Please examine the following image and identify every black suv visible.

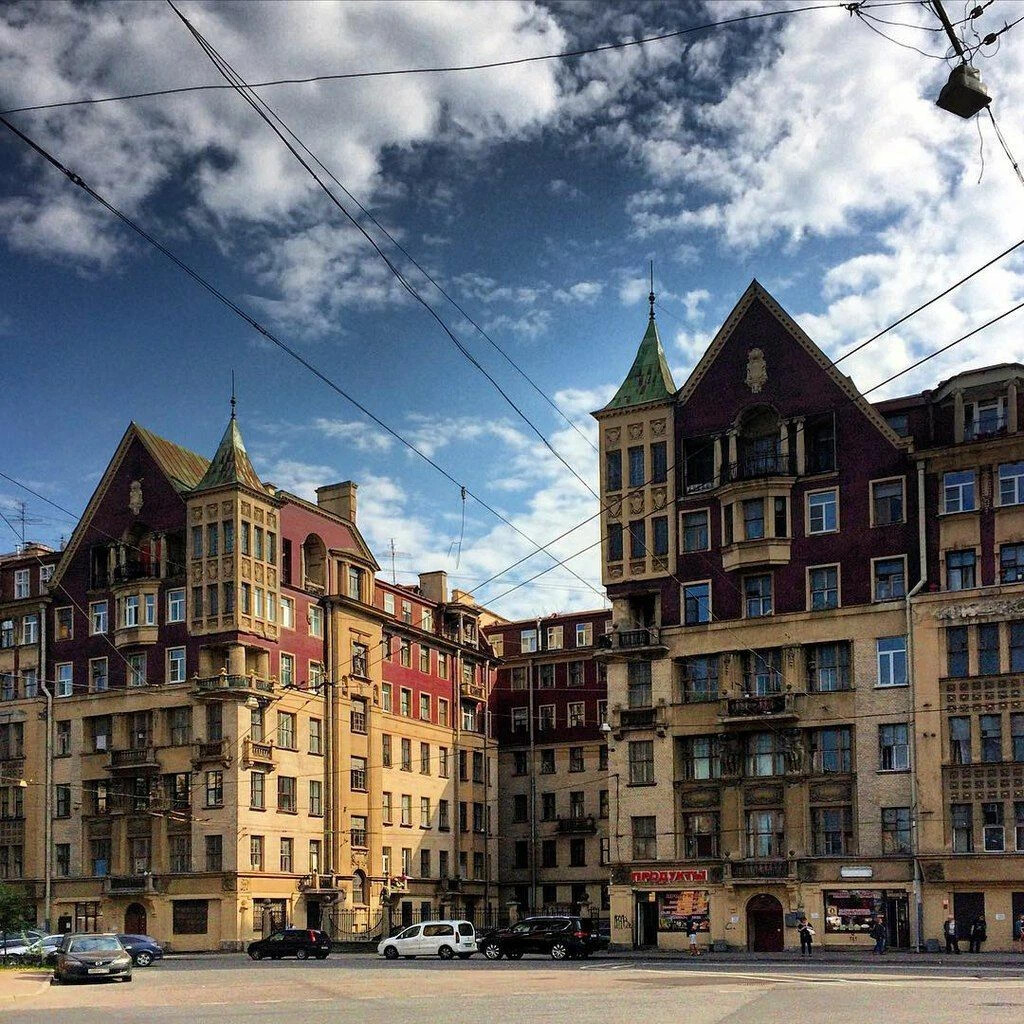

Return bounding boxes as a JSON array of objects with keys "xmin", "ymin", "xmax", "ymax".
[
  {"xmin": 478, "ymin": 917, "xmax": 608, "ymax": 961},
  {"xmin": 247, "ymin": 929, "xmax": 331, "ymax": 961}
]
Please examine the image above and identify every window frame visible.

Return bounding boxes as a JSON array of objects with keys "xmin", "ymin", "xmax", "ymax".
[
  {"xmin": 682, "ymin": 580, "xmax": 712, "ymax": 626},
  {"xmin": 872, "ymin": 555, "xmax": 907, "ymax": 602},
  {"xmin": 743, "ymin": 573, "xmax": 773, "ymax": 618},
  {"xmin": 807, "ymin": 563, "xmax": 840, "ymax": 611},
  {"xmin": 806, "ymin": 487, "xmax": 839, "ymax": 535},
  {"xmin": 870, "ymin": 476, "xmax": 906, "ymax": 527},
  {"xmin": 680, "ymin": 508, "xmax": 711, "ymax": 553},
  {"xmin": 942, "ymin": 469, "xmax": 976, "ymax": 514}
]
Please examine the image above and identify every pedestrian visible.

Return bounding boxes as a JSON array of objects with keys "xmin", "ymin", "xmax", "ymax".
[
  {"xmin": 687, "ymin": 918, "xmax": 699, "ymax": 957},
  {"xmin": 944, "ymin": 916, "xmax": 960, "ymax": 954},
  {"xmin": 969, "ymin": 916, "xmax": 986, "ymax": 954},
  {"xmin": 1016, "ymin": 914, "xmax": 1024, "ymax": 954},
  {"xmin": 798, "ymin": 918, "xmax": 814, "ymax": 957},
  {"xmin": 871, "ymin": 916, "xmax": 887, "ymax": 955}
]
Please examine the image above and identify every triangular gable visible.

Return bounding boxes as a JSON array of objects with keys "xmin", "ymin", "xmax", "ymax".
[
  {"xmin": 50, "ymin": 423, "xmax": 208, "ymax": 591},
  {"xmin": 676, "ymin": 280, "xmax": 907, "ymax": 448}
]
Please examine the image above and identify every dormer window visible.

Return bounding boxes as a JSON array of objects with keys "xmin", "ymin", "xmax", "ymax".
[{"xmin": 966, "ymin": 397, "xmax": 1005, "ymax": 440}]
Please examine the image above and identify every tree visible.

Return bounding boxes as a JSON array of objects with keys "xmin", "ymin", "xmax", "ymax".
[{"xmin": 0, "ymin": 883, "xmax": 30, "ymax": 959}]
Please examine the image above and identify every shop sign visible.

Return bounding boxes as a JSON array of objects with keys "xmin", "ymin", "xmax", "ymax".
[
  {"xmin": 631, "ymin": 868, "xmax": 708, "ymax": 885},
  {"xmin": 658, "ymin": 890, "xmax": 710, "ymax": 933},
  {"xmin": 840, "ymin": 865, "xmax": 873, "ymax": 879}
]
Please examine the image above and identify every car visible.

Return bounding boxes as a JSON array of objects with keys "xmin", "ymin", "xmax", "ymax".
[
  {"xmin": 0, "ymin": 930, "xmax": 45, "ymax": 960},
  {"xmin": 116, "ymin": 934, "xmax": 164, "ymax": 967},
  {"xmin": 16, "ymin": 935, "xmax": 64, "ymax": 967},
  {"xmin": 247, "ymin": 928, "xmax": 331, "ymax": 961},
  {"xmin": 51, "ymin": 933, "xmax": 132, "ymax": 984},
  {"xmin": 477, "ymin": 916, "xmax": 609, "ymax": 961},
  {"xmin": 377, "ymin": 920, "xmax": 477, "ymax": 960}
]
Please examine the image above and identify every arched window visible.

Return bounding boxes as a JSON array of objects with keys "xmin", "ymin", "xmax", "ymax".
[
  {"xmin": 738, "ymin": 406, "xmax": 783, "ymax": 477},
  {"xmin": 353, "ymin": 869, "xmax": 369, "ymax": 905},
  {"xmin": 302, "ymin": 534, "xmax": 327, "ymax": 591}
]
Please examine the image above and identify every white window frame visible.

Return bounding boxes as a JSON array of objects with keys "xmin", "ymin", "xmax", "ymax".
[
  {"xmin": 521, "ymin": 628, "xmax": 538, "ymax": 653},
  {"xmin": 55, "ymin": 606, "xmax": 73, "ymax": 641},
  {"xmin": 167, "ymin": 588, "xmax": 185, "ymax": 624},
  {"xmin": 144, "ymin": 593, "xmax": 156, "ymax": 626},
  {"xmin": 56, "ymin": 662, "xmax": 73, "ymax": 698},
  {"xmin": 943, "ymin": 470, "xmax": 976, "ymax": 514},
  {"xmin": 870, "ymin": 476, "xmax": 906, "ymax": 527},
  {"xmin": 421, "ymin": 608, "xmax": 433, "ymax": 632},
  {"xmin": 127, "ymin": 652, "xmax": 146, "ymax": 688},
  {"xmin": 807, "ymin": 563, "xmax": 840, "ymax": 611},
  {"xmin": 39, "ymin": 564, "xmax": 54, "ymax": 588},
  {"xmin": 123, "ymin": 595, "xmax": 139, "ymax": 628},
  {"xmin": 308, "ymin": 605, "xmax": 324, "ymax": 638},
  {"xmin": 743, "ymin": 573, "xmax": 773, "ymax": 619},
  {"xmin": 167, "ymin": 647, "xmax": 186, "ymax": 685},
  {"xmin": 280, "ymin": 596, "xmax": 295, "ymax": 630},
  {"xmin": 568, "ymin": 702, "xmax": 585, "ymax": 728},
  {"xmin": 876, "ymin": 636, "xmax": 908, "ymax": 688},
  {"xmin": 383, "ymin": 592, "xmax": 395, "ymax": 615},
  {"xmin": 546, "ymin": 625, "xmax": 563, "ymax": 650},
  {"xmin": 872, "ymin": 554, "xmax": 908, "ymax": 602},
  {"xmin": 538, "ymin": 704, "xmax": 556, "ymax": 731},
  {"xmin": 279, "ymin": 653, "xmax": 295, "ymax": 688},
  {"xmin": 806, "ymin": 488, "xmax": 839, "ymax": 535},
  {"xmin": 576, "ymin": 622, "xmax": 593, "ymax": 647},
  {"xmin": 89, "ymin": 657, "xmax": 108, "ymax": 693},
  {"xmin": 680, "ymin": 507, "xmax": 711, "ymax": 553},
  {"xmin": 999, "ymin": 462, "xmax": 1024, "ymax": 506},
  {"xmin": 511, "ymin": 707, "xmax": 528, "ymax": 733},
  {"xmin": 13, "ymin": 569, "xmax": 29, "ymax": 599},
  {"xmin": 21, "ymin": 614, "xmax": 38, "ymax": 645},
  {"xmin": 682, "ymin": 579, "xmax": 712, "ymax": 625}
]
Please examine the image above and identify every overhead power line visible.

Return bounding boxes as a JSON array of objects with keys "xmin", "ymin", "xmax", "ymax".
[{"xmin": 0, "ymin": 2, "xmax": 909, "ymax": 116}]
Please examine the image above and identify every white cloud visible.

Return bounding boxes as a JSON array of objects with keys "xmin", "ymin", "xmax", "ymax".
[
  {"xmin": 548, "ymin": 178, "xmax": 582, "ymax": 199},
  {"xmin": 554, "ymin": 281, "xmax": 603, "ymax": 303},
  {"xmin": 312, "ymin": 418, "xmax": 394, "ymax": 453}
]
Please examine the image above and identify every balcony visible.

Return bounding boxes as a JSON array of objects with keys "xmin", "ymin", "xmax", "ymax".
[
  {"xmin": 719, "ymin": 692, "xmax": 797, "ymax": 725},
  {"xmin": 725, "ymin": 452, "xmax": 795, "ymax": 483},
  {"xmin": 613, "ymin": 703, "xmax": 668, "ymax": 737},
  {"xmin": 299, "ymin": 873, "xmax": 337, "ymax": 892},
  {"xmin": 595, "ymin": 626, "xmax": 668, "ymax": 660},
  {"xmin": 557, "ymin": 815, "xmax": 597, "ymax": 835},
  {"xmin": 728, "ymin": 859, "xmax": 792, "ymax": 882},
  {"xmin": 191, "ymin": 673, "xmax": 277, "ymax": 702},
  {"xmin": 720, "ymin": 537, "xmax": 792, "ymax": 573},
  {"xmin": 111, "ymin": 561, "xmax": 160, "ymax": 586},
  {"xmin": 107, "ymin": 746, "xmax": 159, "ymax": 772},
  {"xmin": 462, "ymin": 680, "xmax": 487, "ymax": 700},
  {"xmin": 242, "ymin": 738, "xmax": 276, "ymax": 771},
  {"xmin": 193, "ymin": 737, "xmax": 232, "ymax": 767},
  {"xmin": 104, "ymin": 874, "xmax": 157, "ymax": 895}
]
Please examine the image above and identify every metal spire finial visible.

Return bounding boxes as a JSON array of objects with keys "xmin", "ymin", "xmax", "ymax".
[
  {"xmin": 648, "ymin": 259, "xmax": 655, "ymax": 320},
  {"xmin": 230, "ymin": 370, "xmax": 236, "ymax": 419}
]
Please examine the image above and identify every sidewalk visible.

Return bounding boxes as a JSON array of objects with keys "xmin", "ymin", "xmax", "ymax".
[
  {"xmin": 0, "ymin": 969, "xmax": 50, "ymax": 1006},
  {"xmin": 601, "ymin": 946, "xmax": 1024, "ymax": 967}
]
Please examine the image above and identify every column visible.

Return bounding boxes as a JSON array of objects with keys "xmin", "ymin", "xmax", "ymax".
[
  {"xmin": 794, "ymin": 416, "xmax": 806, "ymax": 476},
  {"xmin": 953, "ymin": 389, "xmax": 965, "ymax": 442},
  {"xmin": 713, "ymin": 436, "xmax": 723, "ymax": 488},
  {"xmin": 1008, "ymin": 379, "xmax": 1019, "ymax": 434},
  {"xmin": 779, "ymin": 421, "xmax": 790, "ymax": 471},
  {"xmin": 727, "ymin": 430, "xmax": 738, "ymax": 475}
]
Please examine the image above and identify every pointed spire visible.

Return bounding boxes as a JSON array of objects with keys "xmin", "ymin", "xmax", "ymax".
[
  {"xmin": 649, "ymin": 259, "xmax": 656, "ymax": 321},
  {"xmin": 193, "ymin": 407, "xmax": 264, "ymax": 493},
  {"xmin": 230, "ymin": 370, "xmax": 237, "ymax": 420},
  {"xmin": 603, "ymin": 303, "xmax": 677, "ymax": 411}
]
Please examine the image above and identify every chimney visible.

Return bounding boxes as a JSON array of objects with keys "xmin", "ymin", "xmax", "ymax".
[
  {"xmin": 316, "ymin": 481, "xmax": 358, "ymax": 522},
  {"xmin": 418, "ymin": 571, "xmax": 448, "ymax": 605}
]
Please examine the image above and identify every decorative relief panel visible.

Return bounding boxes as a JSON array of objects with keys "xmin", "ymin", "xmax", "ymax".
[
  {"xmin": 936, "ymin": 598, "xmax": 1024, "ymax": 621},
  {"xmin": 254, "ymin": 507, "xmax": 265, "ymax": 525},
  {"xmin": 254, "ymin": 564, "xmax": 265, "ymax": 584},
  {"xmin": 946, "ymin": 763, "xmax": 1024, "ymax": 801},
  {"xmin": 191, "ymin": 563, "xmax": 203, "ymax": 582},
  {"xmin": 652, "ymin": 556, "xmax": 669, "ymax": 572},
  {"xmin": 651, "ymin": 418, "xmax": 667, "ymax": 437},
  {"xmin": 808, "ymin": 781, "xmax": 853, "ymax": 804},
  {"xmin": 267, "ymin": 512, "xmax": 277, "ymax": 528},
  {"xmin": 678, "ymin": 786, "xmax": 721, "ymax": 808},
  {"xmin": 629, "ymin": 493, "xmax": 645, "ymax": 515},
  {"xmin": 206, "ymin": 562, "xmax": 219, "ymax": 581},
  {"xmin": 191, "ymin": 507, "xmax": 203, "ymax": 523},
  {"xmin": 206, "ymin": 504, "xmax": 218, "ymax": 518},
  {"xmin": 241, "ymin": 560, "xmax": 251, "ymax": 580},
  {"xmin": 221, "ymin": 501, "xmax": 233, "ymax": 515},
  {"xmin": 267, "ymin": 568, "xmax": 277, "ymax": 588},
  {"xmin": 652, "ymin": 487, "xmax": 667, "ymax": 510},
  {"xmin": 606, "ymin": 426, "xmax": 621, "ymax": 445},
  {"xmin": 608, "ymin": 566, "xmax": 623, "ymax": 580},
  {"xmin": 241, "ymin": 501, "xmax": 252, "ymax": 517},
  {"xmin": 628, "ymin": 422, "xmax": 644, "ymax": 441},
  {"xmin": 943, "ymin": 676, "xmax": 1024, "ymax": 712},
  {"xmin": 629, "ymin": 560, "xmax": 647, "ymax": 575},
  {"xmin": 743, "ymin": 784, "xmax": 784, "ymax": 806},
  {"xmin": 607, "ymin": 499, "xmax": 622, "ymax": 520}
]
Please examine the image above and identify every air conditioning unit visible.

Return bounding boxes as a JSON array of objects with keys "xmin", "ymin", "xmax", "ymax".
[{"xmin": 95, "ymin": 736, "xmax": 109, "ymax": 752}]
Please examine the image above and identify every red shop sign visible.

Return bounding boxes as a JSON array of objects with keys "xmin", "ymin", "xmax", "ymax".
[{"xmin": 630, "ymin": 869, "xmax": 708, "ymax": 885}]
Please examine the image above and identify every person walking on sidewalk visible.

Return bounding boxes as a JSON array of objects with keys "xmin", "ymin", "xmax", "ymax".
[
  {"xmin": 871, "ymin": 916, "xmax": 887, "ymax": 954},
  {"xmin": 798, "ymin": 918, "xmax": 814, "ymax": 957},
  {"xmin": 1016, "ymin": 914, "xmax": 1024, "ymax": 954},
  {"xmin": 944, "ymin": 916, "xmax": 960, "ymax": 954},
  {"xmin": 969, "ymin": 916, "xmax": 986, "ymax": 953},
  {"xmin": 686, "ymin": 919, "xmax": 699, "ymax": 957}
]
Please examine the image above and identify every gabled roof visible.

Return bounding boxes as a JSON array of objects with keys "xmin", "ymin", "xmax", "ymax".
[
  {"xmin": 193, "ymin": 415, "xmax": 263, "ymax": 493},
  {"xmin": 602, "ymin": 314, "xmax": 677, "ymax": 411},
  {"xmin": 134, "ymin": 424, "xmax": 210, "ymax": 492},
  {"xmin": 676, "ymin": 280, "xmax": 907, "ymax": 449}
]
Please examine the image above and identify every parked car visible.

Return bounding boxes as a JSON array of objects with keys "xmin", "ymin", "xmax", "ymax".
[
  {"xmin": 477, "ymin": 917, "xmax": 609, "ymax": 961},
  {"xmin": 377, "ymin": 920, "xmax": 477, "ymax": 960},
  {"xmin": 16, "ymin": 935, "xmax": 65, "ymax": 966},
  {"xmin": 0, "ymin": 930, "xmax": 45, "ymax": 960},
  {"xmin": 52, "ymin": 934, "xmax": 132, "ymax": 984},
  {"xmin": 116, "ymin": 934, "xmax": 164, "ymax": 967},
  {"xmin": 247, "ymin": 928, "xmax": 331, "ymax": 961}
]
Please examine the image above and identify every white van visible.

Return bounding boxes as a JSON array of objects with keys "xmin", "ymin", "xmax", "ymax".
[{"xmin": 377, "ymin": 920, "xmax": 476, "ymax": 960}]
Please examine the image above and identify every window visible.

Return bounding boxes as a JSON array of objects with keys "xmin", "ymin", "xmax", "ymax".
[
  {"xmin": 983, "ymin": 802, "xmax": 1005, "ymax": 851},
  {"xmin": 632, "ymin": 816, "xmax": 657, "ymax": 860},
  {"xmin": 682, "ymin": 736, "xmax": 721, "ymax": 780},
  {"xmin": 56, "ymin": 606, "xmax": 73, "ymax": 640},
  {"xmin": 56, "ymin": 662, "xmax": 73, "ymax": 698},
  {"xmin": 168, "ymin": 647, "xmax": 186, "ymax": 684},
  {"xmin": 123, "ymin": 595, "xmax": 139, "ymax": 628},
  {"xmin": 747, "ymin": 809, "xmax": 785, "ymax": 858},
  {"xmin": 943, "ymin": 470, "xmax": 976, "ymax": 513},
  {"xmin": 682, "ymin": 510, "xmax": 709, "ymax": 552},
  {"xmin": 873, "ymin": 557, "xmax": 905, "ymax": 601},
  {"xmin": 173, "ymin": 900, "xmax": 209, "ymax": 936},
  {"xmin": 418, "ymin": 646, "xmax": 430, "ymax": 673},
  {"xmin": 511, "ymin": 707, "xmax": 528, "ymax": 733},
  {"xmin": 812, "ymin": 806, "xmax": 853, "ymax": 856},
  {"xmin": 1013, "ymin": 714, "xmax": 1024, "ymax": 761},
  {"xmin": 628, "ymin": 740, "xmax": 654, "ymax": 785},
  {"xmin": 401, "ymin": 738, "xmax": 412, "ymax": 771},
  {"xmin": 401, "ymin": 795, "xmax": 412, "ymax": 827},
  {"xmin": 276, "ymin": 653, "xmax": 294, "ymax": 690},
  {"xmin": 206, "ymin": 584, "xmax": 219, "ymax": 618},
  {"xmin": 569, "ymin": 837, "xmax": 587, "ymax": 867},
  {"xmin": 682, "ymin": 813, "xmax": 718, "ymax": 859},
  {"xmin": 309, "ymin": 662, "xmax": 324, "ymax": 690},
  {"xmin": 747, "ymin": 732, "xmax": 785, "ymax": 777},
  {"xmin": 947, "ymin": 626, "xmax": 969, "ymax": 678},
  {"xmin": 541, "ymin": 749, "xmax": 555, "ymax": 774},
  {"xmin": 568, "ymin": 660, "xmax": 584, "ymax": 687},
  {"xmin": 568, "ymin": 702, "xmax": 585, "ymax": 728},
  {"xmin": 421, "ymin": 608, "xmax": 433, "ymax": 632},
  {"xmin": 652, "ymin": 516, "xmax": 669, "ymax": 557},
  {"xmin": 89, "ymin": 601, "xmax": 108, "ymax": 635},
  {"xmin": 280, "ymin": 597, "xmax": 294, "ymax": 629},
  {"xmin": 420, "ymin": 742, "xmax": 431, "ymax": 775},
  {"xmin": 872, "ymin": 478, "xmax": 905, "ymax": 525},
  {"xmin": 743, "ymin": 648, "xmax": 783, "ymax": 695},
  {"xmin": 40, "ymin": 563, "xmax": 53, "ymax": 587},
  {"xmin": 1013, "ymin": 622, "xmax": 1024, "ymax": 671},
  {"xmin": 400, "ymin": 688, "xmax": 411, "ymax": 716},
  {"xmin": 680, "ymin": 655, "xmax": 718, "ymax": 702},
  {"xmin": 877, "ymin": 636, "xmax": 907, "ymax": 687},
  {"xmin": 651, "ymin": 441, "xmax": 667, "ymax": 484},
  {"xmin": 250, "ymin": 772, "xmax": 265, "ymax": 809},
  {"xmin": 810, "ymin": 726, "xmax": 852, "ymax": 773},
  {"xmin": 278, "ymin": 837, "xmax": 294, "ymax": 874},
  {"xmin": 628, "ymin": 445, "xmax": 645, "ymax": 487},
  {"xmin": 222, "ymin": 583, "xmax": 234, "ymax": 615},
  {"xmin": 539, "ymin": 664, "xmax": 555, "ymax": 688},
  {"xmin": 576, "ymin": 622, "xmax": 592, "ymax": 647},
  {"xmin": 879, "ymin": 723, "xmax": 910, "ymax": 771},
  {"xmin": 569, "ymin": 746, "xmax": 585, "ymax": 772},
  {"xmin": 420, "ymin": 796, "xmax": 431, "ymax": 829},
  {"xmin": 438, "ymin": 655, "xmax": 449, "ymax": 681},
  {"xmin": 979, "ymin": 623, "xmax": 1000, "ymax": 675},
  {"xmin": 809, "ymin": 566, "xmax": 839, "ymax": 610},
  {"xmin": 1016, "ymin": 802, "xmax": 1024, "ymax": 851},
  {"xmin": 512, "ymin": 794, "xmax": 528, "ymax": 823},
  {"xmin": 629, "ymin": 519, "xmax": 645, "ymax": 558},
  {"xmin": 169, "ymin": 707, "xmax": 191, "ymax": 746},
  {"xmin": 605, "ymin": 449, "xmax": 622, "ymax": 491},
  {"xmin": 807, "ymin": 643, "xmax": 851, "ymax": 692},
  {"xmin": 546, "ymin": 625, "xmax": 563, "ymax": 650},
  {"xmin": 808, "ymin": 489, "xmax": 838, "ymax": 534},
  {"xmin": 981, "ymin": 714, "xmax": 1002, "ymax": 762},
  {"xmin": 54, "ymin": 720, "xmax": 71, "ymax": 756},
  {"xmin": 744, "ymin": 574, "xmax": 773, "ymax": 618},
  {"xmin": 538, "ymin": 704, "xmax": 555, "ymax": 731},
  {"xmin": 607, "ymin": 522, "xmax": 623, "ymax": 562},
  {"xmin": 381, "ymin": 791, "xmax": 393, "ymax": 824},
  {"xmin": 946, "ymin": 549, "xmax": 977, "ymax": 591},
  {"xmin": 881, "ymin": 807, "xmax": 912, "ymax": 854},
  {"xmin": 967, "ymin": 397, "xmax": 1005, "ymax": 439},
  {"xmin": 627, "ymin": 660, "xmax": 652, "ymax": 708},
  {"xmin": 398, "ymin": 640, "xmax": 412, "ymax": 669},
  {"xmin": 381, "ymin": 684, "xmax": 393, "ymax": 714},
  {"xmin": 438, "ymin": 799, "xmax": 450, "ymax": 830},
  {"xmin": 999, "ymin": 462, "xmax": 1024, "ymax": 506},
  {"xmin": 308, "ymin": 606, "xmax": 324, "ymax": 637},
  {"xmin": 350, "ymin": 757, "xmax": 367, "ymax": 792},
  {"xmin": 89, "ymin": 658, "xmax": 108, "ymax": 693},
  {"xmin": 205, "ymin": 771, "xmax": 223, "ymax": 807},
  {"xmin": 350, "ymin": 815, "xmax": 368, "ymax": 849},
  {"xmin": 952, "ymin": 802, "xmax": 973, "ymax": 852},
  {"xmin": 743, "ymin": 498, "xmax": 765, "ymax": 540},
  {"xmin": 541, "ymin": 792, "xmax": 557, "ymax": 820},
  {"xmin": 277, "ymin": 712, "xmax": 296, "ymax": 750},
  {"xmin": 309, "ymin": 780, "xmax": 322, "ymax": 816},
  {"xmin": 950, "ymin": 715, "xmax": 971, "ymax": 764},
  {"xmin": 1000, "ymin": 544, "xmax": 1024, "ymax": 583},
  {"xmin": 520, "ymin": 628, "xmax": 538, "ymax": 653},
  {"xmin": 683, "ymin": 581, "xmax": 710, "ymax": 625},
  {"xmin": 55, "ymin": 784, "xmax": 71, "ymax": 818},
  {"xmin": 13, "ymin": 569, "xmax": 29, "ymax": 599}
]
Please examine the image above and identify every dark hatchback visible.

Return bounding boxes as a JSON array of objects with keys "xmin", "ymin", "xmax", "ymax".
[
  {"xmin": 247, "ymin": 929, "xmax": 331, "ymax": 961},
  {"xmin": 478, "ymin": 917, "xmax": 609, "ymax": 961},
  {"xmin": 116, "ymin": 934, "xmax": 164, "ymax": 967}
]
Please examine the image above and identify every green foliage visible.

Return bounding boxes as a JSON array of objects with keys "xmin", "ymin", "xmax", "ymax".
[{"xmin": 0, "ymin": 883, "xmax": 31, "ymax": 950}]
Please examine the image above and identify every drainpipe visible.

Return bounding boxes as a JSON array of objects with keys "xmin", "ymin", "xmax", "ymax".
[
  {"xmin": 482, "ymin": 656, "xmax": 491, "ymax": 919},
  {"xmin": 39, "ymin": 598, "xmax": 52, "ymax": 931},
  {"xmin": 453, "ymin": 644, "xmax": 462, "ymax": 913},
  {"xmin": 529, "ymin": 617, "xmax": 539, "ymax": 912},
  {"xmin": 906, "ymin": 459, "xmax": 928, "ymax": 951}
]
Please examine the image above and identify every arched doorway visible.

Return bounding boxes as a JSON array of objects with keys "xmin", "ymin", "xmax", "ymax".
[
  {"xmin": 746, "ymin": 894, "xmax": 784, "ymax": 952},
  {"xmin": 125, "ymin": 903, "xmax": 147, "ymax": 936}
]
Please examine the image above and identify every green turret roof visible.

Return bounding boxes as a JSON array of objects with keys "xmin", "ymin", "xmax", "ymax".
[
  {"xmin": 193, "ymin": 413, "xmax": 264, "ymax": 493},
  {"xmin": 604, "ymin": 314, "xmax": 676, "ymax": 410}
]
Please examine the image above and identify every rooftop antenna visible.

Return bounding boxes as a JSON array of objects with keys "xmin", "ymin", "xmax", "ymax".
[
  {"xmin": 387, "ymin": 538, "xmax": 411, "ymax": 585},
  {"xmin": 648, "ymin": 259, "xmax": 656, "ymax": 320}
]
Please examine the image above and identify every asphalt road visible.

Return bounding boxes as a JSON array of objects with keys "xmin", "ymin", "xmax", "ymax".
[{"xmin": 6, "ymin": 954, "xmax": 1024, "ymax": 1024}]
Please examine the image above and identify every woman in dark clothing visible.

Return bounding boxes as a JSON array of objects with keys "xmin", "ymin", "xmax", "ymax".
[
  {"xmin": 798, "ymin": 919, "xmax": 814, "ymax": 957},
  {"xmin": 969, "ymin": 917, "xmax": 987, "ymax": 953}
]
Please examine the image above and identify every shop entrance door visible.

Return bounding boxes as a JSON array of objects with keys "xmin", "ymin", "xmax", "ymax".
[
  {"xmin": 746, "ymin": 894, "xmax": 784, "ymax": 952},
  {"xmin": 635, "ymin": 898, "xmax": 658, "ymax": 948},
  {"xmin": 306, "ymin": 900, "xmax": 322, "ymax": 931},
  {"xmin": 953, "ymin": 892, "xmax": 985, "ymax": 941},
  {"xmin": 885, "ymin": 893, "xmax": 910, "ymax": 949},
  {"xmin": 124, "ymin": 903, "xmax": 147, "ymax": 935}
]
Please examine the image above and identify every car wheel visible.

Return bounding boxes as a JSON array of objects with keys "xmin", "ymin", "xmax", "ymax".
[
  {"xmin": 551, "ymin": 942, "xmax": 569, "ymax": 961},
  {"xmin": 134, "ymin": 951, "xmax": 153, "ymax": 967},
  {"xmin": 482, "ymin": 943, "xmax": 503, "ymax": 961},
  {"xmin": 437, "ymin": 945, "xmax": 454, "ymax": 960},
  {"xmin": 296, "ymin": 949, "xmax": 310, "ymax": 960},
  {"xmin": 383, "ymin": 946, "xmax": 399, "ymax": 960},
  {"xmin": 249, "ymin": 950, "xmax": 263, "ymax": 961},
  {"xmin": 506, "ymin": 950, "xmax": 524, "ymax": 960}
]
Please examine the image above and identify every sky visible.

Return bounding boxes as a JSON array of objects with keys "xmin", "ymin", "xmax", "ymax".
[{"xmin": 1, "ymin": 0, "xmax": 1024, "ymax": 619}]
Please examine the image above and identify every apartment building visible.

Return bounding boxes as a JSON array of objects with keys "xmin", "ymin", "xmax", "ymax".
[
  {"xmin": 486, "ymin": 610, "xmax": 611, "ymax": 917},
  {"xmin": 595, "ymin": 283, "xmax": 923, "ymax": 952}
]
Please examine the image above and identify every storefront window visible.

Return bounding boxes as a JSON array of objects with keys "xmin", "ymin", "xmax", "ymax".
[
  {"xmin": 658, "ymin": 891, "xmax": 710, "ymax": 933},
  {"xmin": 823, "ymin": 890, "xmax": 884, "ymax": 934}
]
